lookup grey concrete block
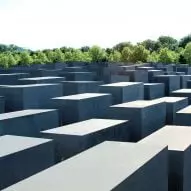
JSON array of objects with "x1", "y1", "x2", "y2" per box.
[
  {"x1": 148, "y1": 70, "x2": 164, "y2": 82},
  {"x1": 110, "y1": 74, "x2": 129, "y2": 83},
  {"x1": 18, "y1": 76, "x2": 65, "y2": 84},
  {"x1": 171, "y1": 89, "x2": 191, "y2": 104},
  {"x1": 63, "y1": 66, "x2": 86, "y2": 72},
  {"x1": 179, "y1": 75, "x2": 191, "y2": 88},
  {"x1": 144, "y1": 83, "x2": 165, "y2": 100},
  {"x1": 51, "y1": 93, "x2": 112, "y2": 124},
  {"x1": 156, "y1": 97, "x2": 188, "y2": 124},
  {"x1": 136, "y1": 66, "x2": 155, "y2": 70},
  {"x1": 0, "y1": 73, "x2": 29, "y2": 85},
  {"x1": 62, "y1": 81, "x2": 103, "y2": 96},
  {"x1": 176, "y1": 67, "x2": 191, "y2": 75},
  {"x1": 99, "y1": 82, "x2": 144, "y2": 104},
  {"x1": 0, "y1": 109, "x2": 59, "y2": 137},
  {"x1": 153, "y1": 75, "x2": 180, "y2": 96},
  {"x1": 124, "y1": 70, "x2": 148, "y2": 83},
  {"x1": 41, "y1": 118, "x2": 129, "y2": 161},
  {"x1": 3, "y1": 141, "x2": 168, "y2": 191},
  {"x1": 139, "y1": 125, "x2": 191, "y2": 191},
  {"x1": 105, "y1": 100, "x2": 166, "y2": 141},
  {"x1": 186, "y1": 80, "x2": 191, "y2": 88},
  {"x1": 0, "y1": 135, "x2": 54, "y2": 190},
  {"x1": 176, "y1": 72, "x2": 185, "y2": 75},
  {"x1": 60, "y1": 72, "x2": 95, "y2": 81},
  {"x1": 0, "y1": 96, "x2": 5, "y2": 113},
  {"x1": 0, "y1": 84, "x2": 63, "y2": 112},
  {"x1": 30, "y1": 69, "x2": 62, "y2": 77},
  {"x1": 174, "y1": 105, "x2": 191, "y2": 126}
]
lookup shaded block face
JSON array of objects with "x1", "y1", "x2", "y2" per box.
[
  {"x1": 174, "y1": 105, "x2": 191, "y2": 126},
  {"x1": 60, "y1": 72, "x2": 95, "y2": 81},
  {"x1": 176, "y1": 72, "x2": 185, "y2": 75},
  {"x1": 176, "y1": 67, "x2": 191, "y2": 75},
  {"x1": 105, "y1": 100, "x2": 166, "y2": 141},
  {"x1": 51, "y1": 93, "x2": 112, "y2": 124},
  {"x1": 110, "y1": 74, "x2": 129, "y2": 83},
  {"x1": 63, "y1": 66, "x2": 86, "y2": 72},
  {"x1": 148, "y1": 70, "x2": 164, "y2": 82},
  {"x1": 0, "y1": 109, "x2": 59, "y2": 137},
  {"x1": 99, "y1": 82, "x2": 144, "y2": 104},
  {"x1": 0, "y1": 135, "x2": 54, "y2": 190},
  {"x1": 30, "y1": 69, "x2": 62, "y2": 77},
  {"x1": 139, "y1": 125, "x2": 191, "y2": 191},
  {"x1": 144, "y1": 83, "x2": 165, "y2": 100},
  {"x1": 0, "y1": 84, "x2": 63, "y2": 112},
  {"x1": 0, "y1": 96, "x2": 5, "y2": 113},
  {"x1": 179, "y1": 75, "x2": 191, "y2": 88},
  {"x1": 125, "y1": 70, "x2": 148, "y2": 83},
  {"x1": 3, "y1": 141, "x2": 168, "y2": 191},
  {"x1": 153, "y1": 75, "x2": 180, "y2": 96},
  {"x1": 171, "y1": 89, "x2": 191, "y2": 104},
  {"x1": 0, "y1": 73, "x2": 29, "y2": 85},
  {"x1": 18, "y1": 76, "x2": 65, "y2": 84},
  {"x1": 62, "y1": 81, "x2": 103, "y2": 96},
  {"x1": 156, "y1": 97, "x2": 188, "y2": 124},
  {"x1": 41, "y1": 119, "x2": 130, "y2": 161},
  {"x1": 186, "y1": 80, "x2": 191, "y2": 88}
]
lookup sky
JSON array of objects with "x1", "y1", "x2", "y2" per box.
[{"x1": 0, "y1": 0, "x2": 191, "y2": 50}]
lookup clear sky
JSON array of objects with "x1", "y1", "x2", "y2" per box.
[{"x1": 0, "y1": 0, "x2": 190, "y2": 50}]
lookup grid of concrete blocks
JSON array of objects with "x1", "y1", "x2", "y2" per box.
[{"x1": 1, "y1": 62, "x2": 191, "y2": 190}]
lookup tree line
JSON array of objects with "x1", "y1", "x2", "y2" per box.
[{"x1": 1, "y1": 34, "x2": 191, "y2": 68}]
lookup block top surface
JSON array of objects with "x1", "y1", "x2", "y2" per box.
[
  {"x1": 3, "y1": 141, "x2": 166, "y2": 191},
  {"x1": 155, "y1": 75, "x2": 178, "y2": 77},
  {"x1": 42, "y1": 119, "x2": 128, "y2": 136},
  {"x1": 19, "y1": 76, "x2": 64, "y2": 80},
  {"x1": 0, "y1": 84, "x2": 60, "y2": 88},
  {"x1": 100, "y1": 82, "x2": 142, "y2": 87},
  {"x1": 177, "y1": 105, "x2": 191, "y2": 114},
  {"x1": 0, "y1": 109, "x2": 56, "y2": 120},
  {"x1": 156, "y1": 97, "x2": 188, "y2": 103},
  {"x1": 0, "y1": 135, "x2": 52, "y2": 158},
  {"x1": 62, "y1": 81, "x2": 101, "y2": 84},
  {"x1": 172, "y1": 89, "x2": 191, "y2": 93},
  {"x1": 52, "y1": 93, "x2": 110, "y2": 100},
  {"x1": 0, "y1": 73, "x2": 28, "y2": 76},
  {"x1": 140, "y1": 125, "x2": 191, "y2": 151},
  {"x1": 144, "y1": 83, "x2": 163, "y2": 86},
  {"x1": 111, "y1": 99, "x2": 164, "y2": 108},
  {"x1": 148, "y1": 70, "x2": 163, "y2": 72}
]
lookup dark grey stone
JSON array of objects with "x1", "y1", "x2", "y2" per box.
[
  {"x1": 153, "y1": 75, "x2": 180, "y2": 96},
  {"x1": 144, "y1": 83, "x2": 165, "y2": 100},
  {"x1": 105, "y1": 100, "x2": 166, "y2": 141},
  {"x1": 62, "y1": 81, "x2": 103, "y2": 96},
  {"x1": 0, "y1": 84, "x2": 63, "y2": 112},
  {"x1": 50, "y1": 93, "x2": 112, "y2": 125},
  {"x1": 99, "y1": 82, "x2": 144, "y2": 104},
  {"x1": 41, "y1": 118, "x2": 129, "y2": 161},
  {"x1": 18, "y1": 76, "x2": 65, "y2": 84},
  {"x1": 0, "y1": 109, "x2": 59, "y2": 137},
  {"x1": 179, "y1": 75, "x2": 191, "y2": 88},
  {"x1": 124, "y1": 70, "x2": 148, "y2": 83},
  {"x1": 110, "y1": 74, "x2": 129, "y2": 83},
  {"x1": 148, "y1": 70, "x2": 164, "y2": 82},
  {"x1": 60, "y1": 72, "x2": 95, "y2": 81},
  {"x1": 176, "y1": 67, "x2": 191, "y2": 75},
  {"x1": 3, "y1": 141, "x2": 168, "y2": 191},
  {"x1": 139, "y1": 125, "x2": 191, "y2": 191},
  {"x1": 0, "y1": 135, "x2": 54, "y2": 190},
  {"x1": 171, "y1": 89, "x2": 191, "y2": 104}
]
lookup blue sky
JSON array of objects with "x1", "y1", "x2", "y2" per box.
[{"x1": 0, "y1": 0, "x2": 190, "y2": 50}]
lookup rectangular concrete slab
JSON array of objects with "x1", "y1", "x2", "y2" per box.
[
  {"x1": 156, "y1": 97, "x2": 188, "y2": 124},
  {"x1": 0, "y1": 84, "x2": 63, "y2": 112},
  {"x1": 105, "y1": 99, "x2": 166, "y2": 141},
  {"x1": 139, "y1": 125, "x2": 191, "y2": 191},
  {"x1": 51, "y1": 93, "x2": 112, "y2": 124},
  {"x1": 99, "y1": 82, "x2": 144, "y2": 104},
  {"x1": 41, "y1": 118, "x2": 130, "y2": 161},
  {"x1": 171, "y1": 89, "x2": 191, "y2": 104},
  {"x1": 0, "y1": 135, "x2": 54, "y2": 190},
  {"x1": 3, "y1": 141, "x2": 168, "y2": 191},
  {"x1": 0, "y1": 109, "x2": 59, "y2": 137}
]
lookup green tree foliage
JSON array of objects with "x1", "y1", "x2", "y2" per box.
[
  {"x1": 130, "y1": 45, "x2": 150, "y2": 63},
  {"x1": 32, "y1": 51, "x2": 49, "y2": 64},
  {"x1": 113, "y1": 42, "x2": 133, "y2": 52},
  {"x1": 18, "y1": 51, "x2": 33, "y2": 65},
  {"x1": 179, "y1": 34, "x2": 191, "y2": 48},
  {"x1": 109, "y1": 50, "x2": 121, "y2": 62},
  {"x1": 157, "y1": 36, "x2": 178, "y2": 50},
  {"x1": 121, "y1": 47, "x2": 132, "y2": 62},
  {"x1": 89, "y1": 46, "x2": 106, "y2": 62},
  {"x1": 141, "y1": 39, "x2": 160, "y2": 52},
  {"x1": 158, "y1": 48, "x2": 178, "y2": 63},
  {"x1": 147, "y1": 51, "x2": 159, "y2": 63},
  {"x1": 183, "y1": 42, "x2": 191, "y2": 64}
]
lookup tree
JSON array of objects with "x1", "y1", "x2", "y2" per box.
[
  {"x1": 130, "y1": 45, "x2": 150, "y2": 63},
  {"x1": 53, "y1": 49, "x2": 65, "y2": 62},
  {"x1": 157, "y1": 36, "x2": 178, "y2": 50},
  {"x1": 147, "y1": 51, "x2": 159, "y2": 63},
  {"x1": 18, "y1": 51, "x2": 33, "y2": 65},
  {"x1": 89, "y1": 46, "x2": 106, "y2": 62},
  {"x1": 183, "y1": 42, "x2": 191, "y2": 64},
  {"x1": 158, "y1": 48, "x2": 178, "y2": 63},
  {"x1": 121, "y1": 47, "x2": 132, "y2": 62},
  {"x1": 179, "y1": 34, "x2": 191, "y2": 48},
  {"x1": 32, "y1": 51, "x2": 49, "y2": 64},
  {"x1": 109, "y1": 50, "x2": 121, "y2": 62},
  {"x1": 113, "y1": 42, "x2": 133, "y2": 52},
  {"x1": 141, "y1": 39, "x2": 160, "y2": 52}
]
